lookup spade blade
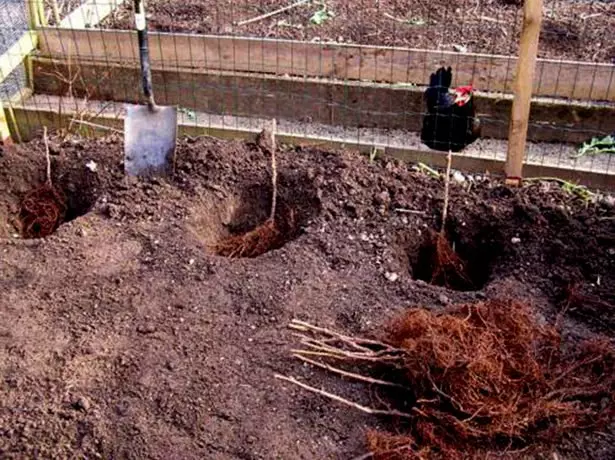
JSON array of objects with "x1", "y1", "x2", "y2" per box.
[{"x1": 124, "y1": 104, "x2": 177, "y2": 177}]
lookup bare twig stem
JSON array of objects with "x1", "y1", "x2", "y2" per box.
[
  {"x1": 292, "y1": 348, "x2": 401, "y2": 362},
  {"x1": 290, "y1": 349, "x2": 355, "y2": 360},
  {"x1": 70, "y1": 119, "x2": 123, "y2": 134},
  {"x1": 269, "y1": 119, "x2": 278, "y2": 222},
  {"x1": 394, "y1": 208, "x2": 427, "y2": 215},
  {"x1": 236, "y1": 0, "x2": 311, "y2": 27},
  {"x1": 479, "y1": 16, "x2": 507, "y2": 24},
  {"x1": 290, "y1": 319, "x2": 394, "y2": 349},
  {"x1": 417, "y1": 162, "x2": 441, "y2": 178},
  {"x1": 295, "y1": 337, "x2": 354, "y2": 355},
  {"x1": 43, "y1": 126, "x2": 52, "y2": 186},
  {"x1": 275, "y1": 374, "x2": 414, "y2": 418},
  {"x1": 383, "y1": 12, "x2": 407, "y2": 23},
  {"x1": 293, "y1": 354, "x2": 408, "y2": 388},
  {"x1": 295, "y1": 334, "x2": 376, "y2": 356},
  {"x1": 295, "y1": 335, "x2": 401, "y2": 360},
  {"x1": 441, "y1": 150, "x2": 453, "y2": 234}
]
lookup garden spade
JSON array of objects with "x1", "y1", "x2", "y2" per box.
[{"x1": 124, "y1": 0, "x2": 177, "y2": 176}]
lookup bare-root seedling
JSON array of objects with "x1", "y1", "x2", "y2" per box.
[
  {"x1": 214, "y1": 120, "x2": 297, "y2": 258},
  {"x1": 415, "y1": 152, "x2": 474, "y2": 290},
  {"x1": 19, "y1": 127, "x2": 68, "y2": 238}
]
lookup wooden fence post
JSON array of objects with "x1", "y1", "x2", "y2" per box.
[
  {"x1": 25, "y1": 0, "x2": 46, "y2": 29},
  {"x1": 24, "y1": 0, "x2": 46, "y2": 91},
  {"x1": 505, "y1": 0, "x2": 543, "y2": 185}
]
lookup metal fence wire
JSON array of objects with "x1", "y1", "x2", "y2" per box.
[{"x1": 0, "y1": 1, "x2": 614, "y2": 184}]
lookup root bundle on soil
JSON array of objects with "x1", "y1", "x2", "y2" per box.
[
  {"x1": 279, "y1": 300, "x2": 615, "y2": 458},
  {"x1": 19, "y1": 184, "x2": 67, "y2": 238}
]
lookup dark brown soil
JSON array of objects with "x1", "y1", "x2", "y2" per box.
[
  {"x1": 44, "y1": 0, "x2": 86, "y2": 25},
  {"x1": 1, "y1": 132, "x2": 614, "y2": 459},
  {"x1": 103, "y1": 0, "x2": 615, "y2": 63}
]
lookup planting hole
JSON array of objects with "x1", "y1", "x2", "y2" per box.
[
  {"x1": 411, "y1": 226, "x2": 499, "y2": 291},
  {"x1": 190, "y1": 173, "x2": 319, "y2": 258},
  {"x1": 18, "y1": 166, "x2": 101, "y2": 239}
]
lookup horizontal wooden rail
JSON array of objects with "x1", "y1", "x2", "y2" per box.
[
  {"x1": 31, "y1": 57, "x2": 615, "y2": 144},
  {"x1": 36, "y1": 28, "x2": 615, "y2": 102},
  {"x1": 8, "y1": 94, "x2": 615, "y2": 190}
]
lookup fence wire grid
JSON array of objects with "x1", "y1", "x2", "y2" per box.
[{"x1": 1, "y1": 0, "x2": 614, "y2": 181}]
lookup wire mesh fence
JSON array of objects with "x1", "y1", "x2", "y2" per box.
[{"x1": 1, "y1": 1, "x2": 614, "y2": 184}]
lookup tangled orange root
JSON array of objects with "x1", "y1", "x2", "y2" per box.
[{"x1": 19, "y1": 184, "x2": 67, "y2": 238}]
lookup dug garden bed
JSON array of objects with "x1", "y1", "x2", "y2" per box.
[
  {"x1": 102, "y1": 0, "x2": 615, "y2": 62},
  {"x1": 0, "y1": 132, "x2": 614, "y2": 459}
]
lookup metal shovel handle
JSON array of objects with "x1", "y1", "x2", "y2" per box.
[{"x1": 133, "y1": 0, "x2": 156, "y2": 109}]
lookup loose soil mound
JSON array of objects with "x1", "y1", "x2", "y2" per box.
[
  {"x1": 0, "y1": 132, "x2": 614, "y2": 459},
  {"x1": 103, "y1": 0, "x2": 615, "y2": 62}
]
